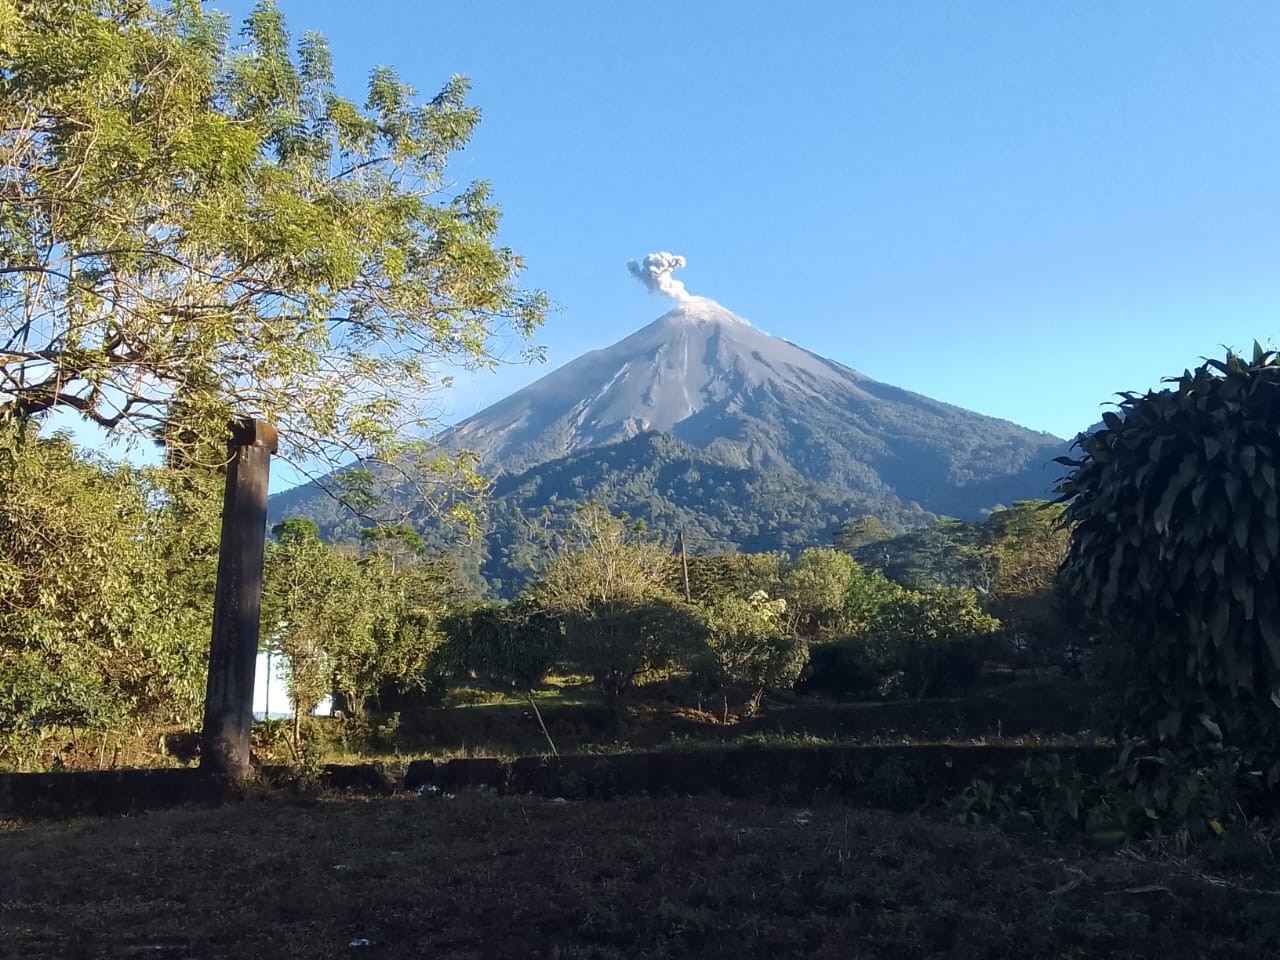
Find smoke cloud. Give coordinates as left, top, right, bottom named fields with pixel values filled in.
left=628, top=251, right=691, bottom=301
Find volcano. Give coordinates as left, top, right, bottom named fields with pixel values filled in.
left=436, top=296, right=1064, bottom=519
left=269, top=289, right=1067, bottom=588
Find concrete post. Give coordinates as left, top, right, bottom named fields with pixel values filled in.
left=200, top=419, right=278, bottom=781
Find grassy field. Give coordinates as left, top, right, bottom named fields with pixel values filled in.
left=299, top=677, right=1104, bottom=767
left=2, top=792, right=1277, bottom=959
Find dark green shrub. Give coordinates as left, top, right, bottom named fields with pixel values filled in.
left=1056, top=346, right=1280, bottom=778
left=865, top=587, right=1001, bottom=700
left=799, top=637, right=881, bottom=699
left=438, top=601, right=563, bottom=690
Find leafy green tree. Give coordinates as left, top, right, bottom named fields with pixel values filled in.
left=865, top=587, right=1001, bottom=700
left=857, top=518, right=988, bottom=591
left=1055, top=347, right=1280, bottom=766
left=779, top=548, right=861, bottom=639
left=326, top=551, right=462, bottom=720
left=439, top=600, right=563, bottom=690
left=0, top=1, right=544, bottom=484
left=698, top=591, right=807, bottom=715
left=529, top=505, right=674, bottom=613
left=683, top=552, right=783, bottom=605
left=262, top=521, right=363, bottom=748
left=527, top=505, right=699, bottom=706
left=0, top=427, right=206, bottom=768
left=560, top=596, right=706, bottom=708
left=979, top=501, right=1079, bottom=675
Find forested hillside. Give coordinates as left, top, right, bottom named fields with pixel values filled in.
left=270, top=432, right=938, bottom=593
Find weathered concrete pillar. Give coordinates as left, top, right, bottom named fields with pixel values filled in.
left=200, top=419, right=278, bottom=781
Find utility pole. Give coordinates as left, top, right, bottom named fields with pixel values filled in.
left=680, top=528, right=691, bottom=602
left=201, top=419, right=277, bottom=782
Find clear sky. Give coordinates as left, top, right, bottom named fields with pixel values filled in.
left=217, top=2, right=1280, bottom=450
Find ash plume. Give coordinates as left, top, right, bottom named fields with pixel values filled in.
left=627, top=251, right=692, bottom=301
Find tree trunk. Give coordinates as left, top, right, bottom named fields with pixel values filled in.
left=200, top=420, right=277, bottom=782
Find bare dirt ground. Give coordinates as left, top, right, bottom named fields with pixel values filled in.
left=1, top=792, right=1277, bottom=959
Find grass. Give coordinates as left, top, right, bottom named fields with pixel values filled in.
left=1, top=792, right=1277, bottom=958
left=444, top=674, right=599, bottom=709
left=313, top=677, right=1103, bottom=765
left=4, top=678, right=1103, bottom=772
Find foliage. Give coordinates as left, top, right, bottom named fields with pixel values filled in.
left=439, top=600, right=563, bottom=690
left=0, top=0, right=544, bottom=481
left=327, top=551, right=462, bottom=719
left=697, top=591, right=807, bottom=713
left=262, top=523, right=357, bottom=746
left=524, top=506, right=704, bottom=705
left=865, top=586, right=1001, bottom=699
left=683, top=551, right=783, bottom=605
left=800, top=636, right=886, bottom=700
left=856, top=517, right=991, bottom=591
left=263, top=519, right=462, bottom=744
left=834, top=515, right=892, bottom=552
left=559, top=595, right=707, bottom=707
left=527, top=504, right=674, bottom=613
left=1055, top=347, right=1280, bottom=769
left=779, top=548, right=863, bottom=640
left=0, top=427, right=207, bottom=768
left=949, top=745, right=1262, bottom=851
left=979, top=501, right=1081, bottom=674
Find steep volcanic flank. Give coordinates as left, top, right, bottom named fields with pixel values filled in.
left=437, top=296, right=1064, bottom=518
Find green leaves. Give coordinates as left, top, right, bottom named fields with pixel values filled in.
left=0, top=427, right=211, bottom=769
left=0, top=0, right=545, bottom=485
left=863, top=586, right=1000, bottom=700
left=1056, top=348, right=1280, bottom=757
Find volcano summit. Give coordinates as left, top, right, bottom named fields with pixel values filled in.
left=271, top=255, right=1066, bottom=576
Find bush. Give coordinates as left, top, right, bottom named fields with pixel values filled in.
left=865, top=587, right=1001, bottom=699
left=697, top=592, right=808, bottom=714
left=798, top=637, right=882, bottom=700
left=1056, top=347, right=1280, bottom=776
left=560, top=596, right=707, bottom=707
left=439, top=601, right=563, bottom=690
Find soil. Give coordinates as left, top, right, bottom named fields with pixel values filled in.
left=0, top=792, right=1276, bottom=959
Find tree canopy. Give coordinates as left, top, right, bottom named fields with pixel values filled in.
left=0, top=0, right=544, bottom=477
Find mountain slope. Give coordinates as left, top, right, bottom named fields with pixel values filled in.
left=268, top=432, right=937, bottom=594
left=476, top=432, right=935, bottom=591
left=440, top=296, right=1064, bottom=518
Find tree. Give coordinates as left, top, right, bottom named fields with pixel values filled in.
left=856, top=517, right=1002, bottom=593
left=683, top=552, right=783, bottom=605
left=0, top=1, right=544, bottom=484
left=560, top=595, right=706, bottom=708
left=1055, top=347, right=1280, bottom=766
left=698, top=591, right=807, bottom=716
left=865, top=587, right=1001, bottom=700
left=439, top=600, right=563, bottom=691
left=835, top=515, right=891, bottom=552
left=262, top=521, right=364, bottom=749
left=529, top=505, right=674, bottom=614
left=326, top=550, right=462, bottom=720
left=978, top=501, right=1078, bottom=675
left=0, top=426, right=207, bottom=768
left=527, top=505, right=698, bottom=706
left=779, top=548, right=861, bottom=639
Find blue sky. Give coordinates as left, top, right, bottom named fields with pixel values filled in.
left=208, top=3, right=1280, bottom=473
